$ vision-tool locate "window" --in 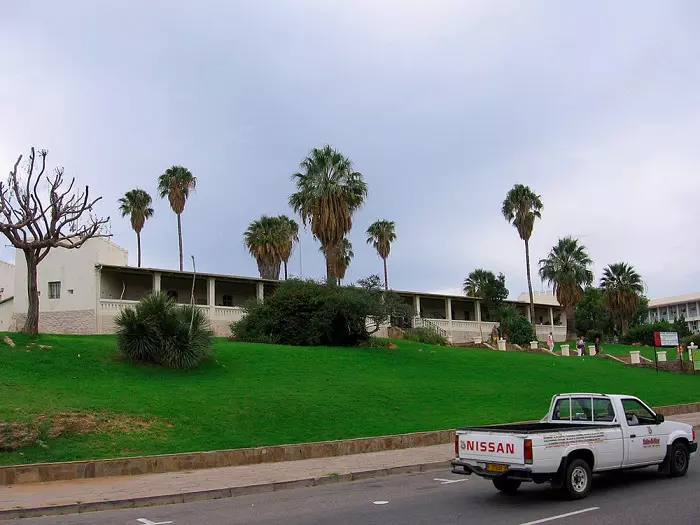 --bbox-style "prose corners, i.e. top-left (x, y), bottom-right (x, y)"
top-left (552, 398), bottom-right (571, 421)
top-left (222, 294), bottom-right (233, 307)
top-left (48, 281), bottom-right (61, 299)
top-left (593, 398), bottom-right (616, 422)
top-left (166, 290), bottom-right (178, 301)
top-left (621, 398), bottom-right (656, 426)
top-left (571, 397), bottom-right (592, 422)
